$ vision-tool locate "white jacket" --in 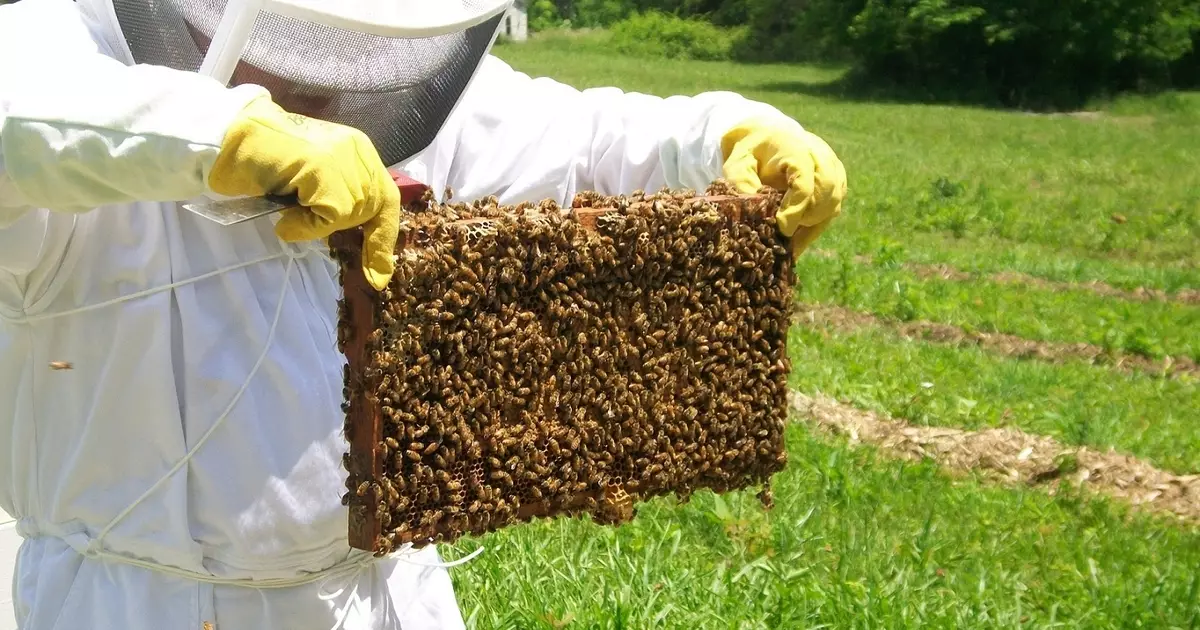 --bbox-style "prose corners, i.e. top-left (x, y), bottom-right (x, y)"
top-left (0, 507), bottom-right (15, 630)
top-left (0, 0), bottom-right (799, 628)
